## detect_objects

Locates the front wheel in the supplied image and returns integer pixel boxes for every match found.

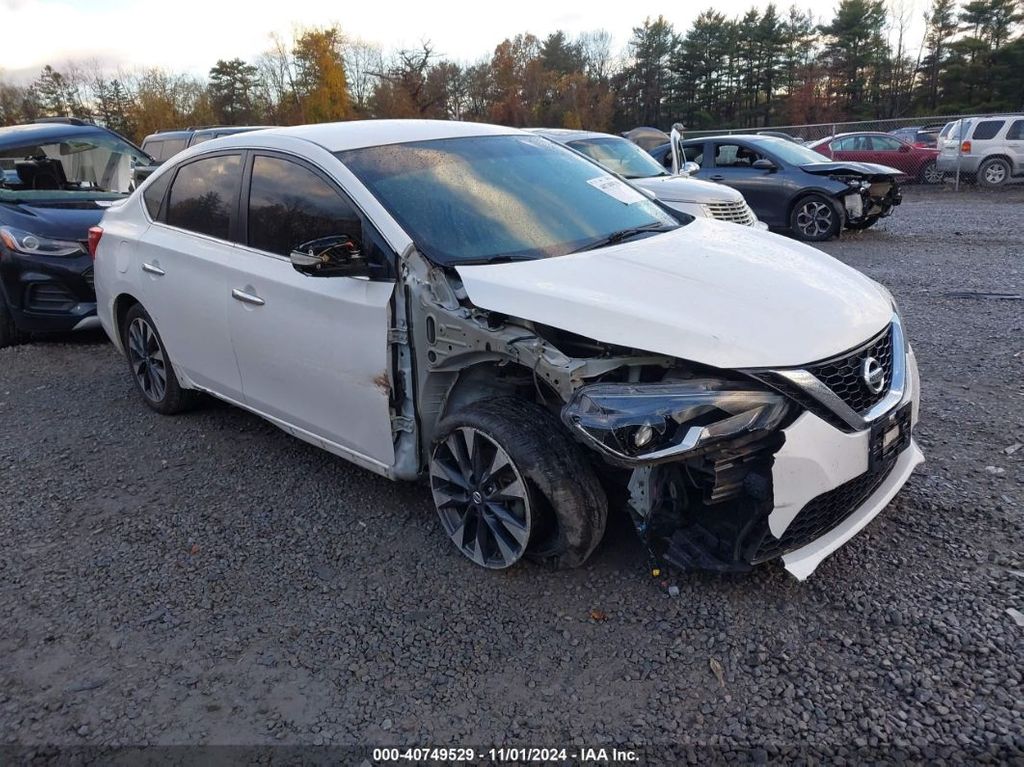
[430,397,607,570]
[789,194,841,241]
[978,157,1011,188]
[919,161,944,185]
[121,303,197,414]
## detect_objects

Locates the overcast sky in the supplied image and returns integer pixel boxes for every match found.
[2,0,930,83]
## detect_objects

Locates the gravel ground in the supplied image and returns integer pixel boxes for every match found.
[1,187,1021,762]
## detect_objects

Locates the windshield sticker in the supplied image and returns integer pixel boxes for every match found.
[586,176,647,205]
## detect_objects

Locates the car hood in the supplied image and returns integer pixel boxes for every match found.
[631,174,744,204]
[0,198,116,240]
[800,161,906,179]
[455,218,893,369]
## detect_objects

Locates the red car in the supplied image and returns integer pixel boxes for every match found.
[809,132,944,184]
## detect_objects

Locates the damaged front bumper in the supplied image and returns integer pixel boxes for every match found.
[563,320,923,580]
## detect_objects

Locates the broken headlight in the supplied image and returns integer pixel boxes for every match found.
[561,380,789,464]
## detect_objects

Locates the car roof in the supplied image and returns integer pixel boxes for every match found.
[207,119,523,153]
[525,128,614,144]
[0,122,118,150]
[190,126,270,138]
[142,130,193,142]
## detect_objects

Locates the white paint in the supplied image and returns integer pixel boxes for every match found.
[457,217,893,369]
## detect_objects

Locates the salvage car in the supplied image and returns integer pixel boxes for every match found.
[529,128,764,228]
[653,135,906,240]
[93,120,923,580]
[808,132,942,184]
[0,119,152,347]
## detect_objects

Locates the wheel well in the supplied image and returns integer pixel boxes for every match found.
[787,190,843,222]
[980,154,1013,168]
[113,293,141,342]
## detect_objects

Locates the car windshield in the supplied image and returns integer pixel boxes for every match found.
[753,137,831,165]
[566,136,669,179]
[338,134,680,266]
[0,131,150,195]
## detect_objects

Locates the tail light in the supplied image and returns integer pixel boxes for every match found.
[87,226,103,260]
[961,140,972,154]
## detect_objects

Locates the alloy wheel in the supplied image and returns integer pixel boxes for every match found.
[127,317,167,402]
[796,201,834,238]
[430,426,532,569]
[984,162,1007,185]
[923,163,944,184]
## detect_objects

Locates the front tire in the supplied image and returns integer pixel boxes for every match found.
[789,194,841,241]
[121,304,196,414]
[978,157,1011,188]
[430,397,607,570]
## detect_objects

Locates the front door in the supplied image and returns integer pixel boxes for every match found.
[225,153,397,467]
[702,141,781,225]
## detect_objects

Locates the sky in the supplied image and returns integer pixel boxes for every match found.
[1,0,930,83]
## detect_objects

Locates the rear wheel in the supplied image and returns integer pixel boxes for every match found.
[919,161,943,185]
[430,397,607,570]
[978,157,1011,188]
[790,194,841,241]
[121,304,197,414]
[0,291,28,349]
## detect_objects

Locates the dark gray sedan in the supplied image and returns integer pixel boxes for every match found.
[651,135,906,241]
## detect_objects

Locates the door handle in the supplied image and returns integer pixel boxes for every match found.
[231,288,265,306]
[142,262,165,276]
[710,175,725,181]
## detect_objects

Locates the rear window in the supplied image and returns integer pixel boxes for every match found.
[972,121,1005,141]
[166,154,241,240]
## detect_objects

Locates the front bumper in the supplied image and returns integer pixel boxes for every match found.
[616,332,922,579]
[0,248,97,333]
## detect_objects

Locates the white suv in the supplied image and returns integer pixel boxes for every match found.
[937,115,1024,186]
[92,120,922,579]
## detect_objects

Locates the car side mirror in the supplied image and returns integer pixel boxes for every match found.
[290,235,370,278]
[680,161,700,176]
[752,158,777,171]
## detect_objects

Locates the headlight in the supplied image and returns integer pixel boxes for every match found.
[561,380,790,464]
[0,226,85,257]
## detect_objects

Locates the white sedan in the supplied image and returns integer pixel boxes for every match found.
[91,119,922,579]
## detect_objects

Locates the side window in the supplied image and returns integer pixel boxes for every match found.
[832,136,856,151]
[1007,120,1024,141]
[870,136,903,151]
[166,154,241,240]
[683,145,703,165]
[715,144,763,167]
[142,140,162,160]
[142,171,172,220]
[972,120,1005,140]
[248,155,361,257]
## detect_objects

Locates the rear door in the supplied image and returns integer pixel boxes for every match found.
[866,135,915,175]
[1003,119,1024,173]
[137,152,244,400]
[225,152,397,466]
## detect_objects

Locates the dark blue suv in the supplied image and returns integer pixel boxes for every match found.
[0,119,152,347]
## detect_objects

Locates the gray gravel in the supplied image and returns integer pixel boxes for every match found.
[1,187,1022,760]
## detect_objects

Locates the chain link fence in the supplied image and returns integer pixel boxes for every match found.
[683,112,1024,189]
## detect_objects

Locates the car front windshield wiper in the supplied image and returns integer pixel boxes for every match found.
[569,223,676,254]
[448,253,539,266]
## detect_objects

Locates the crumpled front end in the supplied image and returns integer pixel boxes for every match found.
[560,313,923,579]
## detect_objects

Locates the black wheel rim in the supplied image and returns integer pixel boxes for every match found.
[796,200,833,238]
[127,317,167,402]
[430,427,531,569]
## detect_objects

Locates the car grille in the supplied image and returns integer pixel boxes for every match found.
[26,283,76,312]
[807,324,894,414]
[704,200,758,227]
[752,406,911,563]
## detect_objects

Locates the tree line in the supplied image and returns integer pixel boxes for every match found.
[1,0,1021,144]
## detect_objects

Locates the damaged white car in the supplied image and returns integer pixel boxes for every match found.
[92,120,923,580]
